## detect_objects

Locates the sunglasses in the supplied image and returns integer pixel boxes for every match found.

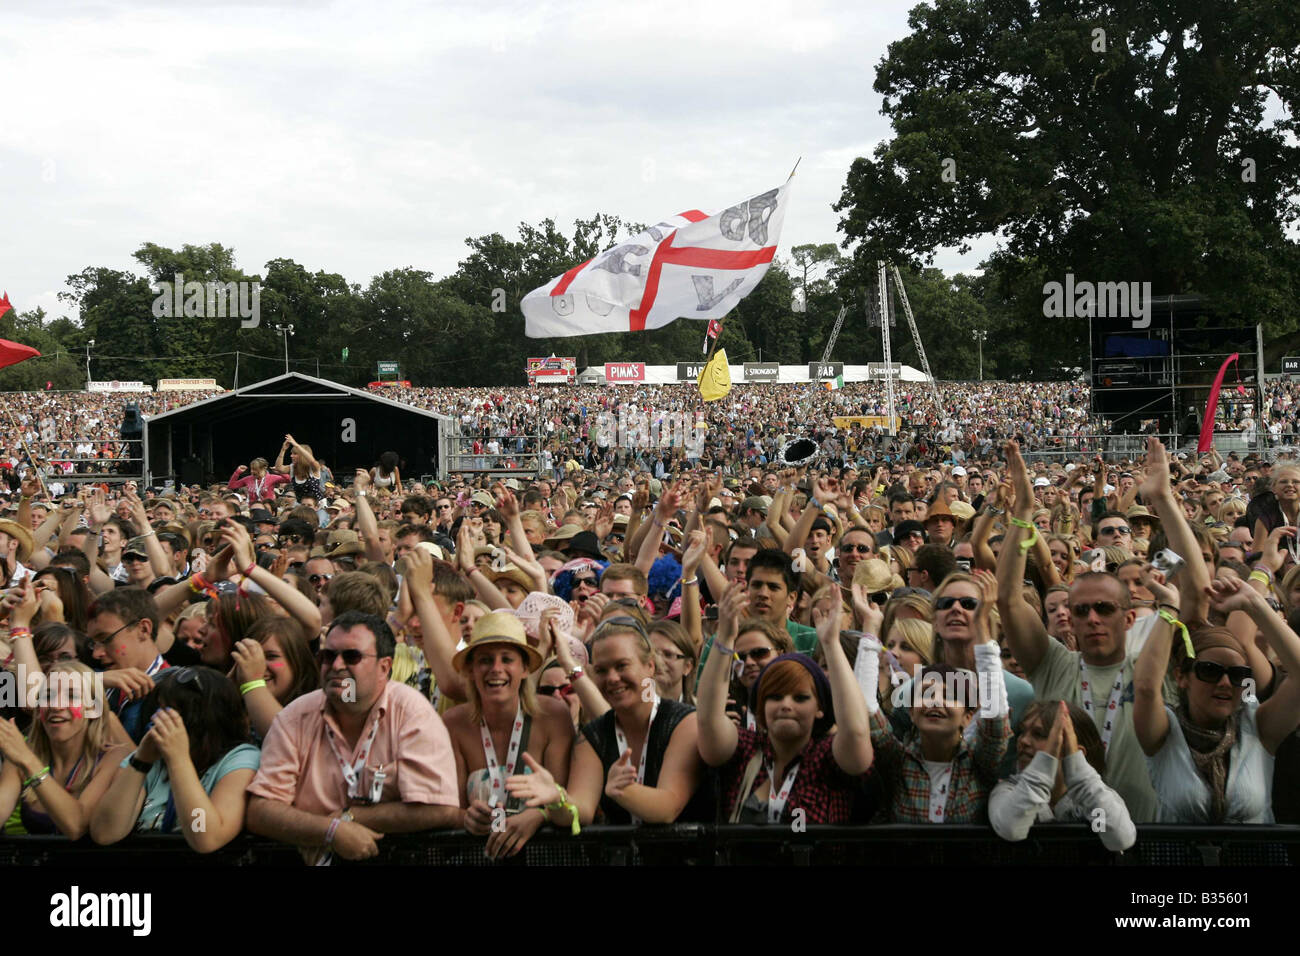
[935,596,980,611]
[736,647,773,664]
[1070,601,1121,618]
[309,573,333,585]
[869,590,890,605]
[572,576,599,587]
[121,553,149,563]
[1098,526,1131,536]
[537,683,573,698]
[1189,660,1252,686]
[839,543,872,554]
[161,666,205,692]
[317,648,378,667]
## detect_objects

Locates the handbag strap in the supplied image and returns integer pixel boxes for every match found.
[729,753,765,824]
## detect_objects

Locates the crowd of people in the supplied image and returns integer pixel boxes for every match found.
[0,371,1295,864]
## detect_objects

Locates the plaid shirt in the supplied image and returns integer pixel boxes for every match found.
[870,710,1009,823]
[719,728,862,824]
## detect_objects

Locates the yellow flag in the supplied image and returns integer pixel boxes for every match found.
[698,348,731,402]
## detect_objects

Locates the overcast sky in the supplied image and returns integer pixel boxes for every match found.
[3,0,1009,323]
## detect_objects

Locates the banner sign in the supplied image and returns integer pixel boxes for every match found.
[604,362,646,383]
[157,378,218,391]
[676,361,707,382]
[376,361,400,375]
[743,362,779,382]
[88,381,152,393]
[865,362,902,378]
[833,415,902,431]
[808,362,843,380]
[1283,357,1300,374]
[527,356,577,384]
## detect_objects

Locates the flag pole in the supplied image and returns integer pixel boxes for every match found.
[787,157,801,180]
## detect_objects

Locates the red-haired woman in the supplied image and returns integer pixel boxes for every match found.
[695,585,873,823]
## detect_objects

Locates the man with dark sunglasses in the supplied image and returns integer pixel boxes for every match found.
[996,438,1205,824]
[247,611,460,863]
[1094,512,1133,550]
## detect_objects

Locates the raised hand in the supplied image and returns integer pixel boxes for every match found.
[1204,575,1267,617]
[681,529,707,577]
[232,638,268,684]
[353,468,371,491]
[147,707,190,766]
[850,582,884,635]
[1138,437,1171,502]
[605,749,637,798]
[716,584,749,645]
[505,752,562,808]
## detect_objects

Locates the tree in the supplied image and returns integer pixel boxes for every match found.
[834,0,1300,365]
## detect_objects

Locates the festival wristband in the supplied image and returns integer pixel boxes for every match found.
[1008,517,1039,554]
[8,626,32,639]
[712,639,735,657]
[1249,570,1272,587]
[240,679,268,695]
[22,765,51,789]
[546,784,581,836]
[682,576,698,587]
[241,562,257,578]
[1157,609,1195,659]
[324,817,342,846]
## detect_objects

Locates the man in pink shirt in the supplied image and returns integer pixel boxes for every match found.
[246,610,460,862]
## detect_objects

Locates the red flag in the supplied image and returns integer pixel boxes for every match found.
[0,292,11,320]
[702,318,722,354]
[1198,353,1239,453]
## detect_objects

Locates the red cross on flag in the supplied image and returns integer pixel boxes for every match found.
[522,179,791,338]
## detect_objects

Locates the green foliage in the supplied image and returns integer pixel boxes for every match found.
[834,0,1300,372]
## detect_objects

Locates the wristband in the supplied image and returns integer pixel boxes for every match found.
[1157,609,1195,659]
[127,752,154,774]
[682,576,699,587]
[712,639,735,657]
[1008,516,1035,530]
[8,626,32,639]
[22,765,51,790]
[545,784,581,836]
[240,679,268,695]
[138,530,157,538]
[241,561,257,578]
[1251,564,1275,581]
[1249,570,1272,587]
[324,816,342,846]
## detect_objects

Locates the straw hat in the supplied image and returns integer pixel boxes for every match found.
[453,610,543,672]
[851,557,903,593]
[0,519,35,564]
[488,563,534,593]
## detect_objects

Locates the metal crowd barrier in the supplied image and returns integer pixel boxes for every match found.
[1,825,1296,867]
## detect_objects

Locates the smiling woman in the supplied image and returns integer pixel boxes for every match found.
[441,611,574,859]
[0,662,130,839]
[506,616,706,828]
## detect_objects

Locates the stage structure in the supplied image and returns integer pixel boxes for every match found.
[1089,296,1262,441]
[142,373,455,487]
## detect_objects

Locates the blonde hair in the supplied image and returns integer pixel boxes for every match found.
[888,617,934,665]
[24,661,110,794]
[461,645,539,724]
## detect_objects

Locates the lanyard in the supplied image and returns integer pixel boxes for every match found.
[479,706,525,808]
[745,711,756,733]
[614,693,660,823]
[324,710,383,802]
[1079,658,1124,753]
[251,476,266,500]
[764,757,800,823]
[926,761,954,823]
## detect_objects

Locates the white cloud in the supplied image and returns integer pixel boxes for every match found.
[0,0,992,325]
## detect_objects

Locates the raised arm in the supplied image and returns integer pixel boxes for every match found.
[697,584,745,766]
[1206,577,1300,754]
[222,523,321,636]
[403,546,467,702]
[350,470,387,565]
[149,710,254,852]
[814,592,873,775]
[1138,437,1210,626]
[285,435,319,472]
[679,530,707,652]
[995,441,1051,674]
[1132,608,1175,756]
[635,481,681,576]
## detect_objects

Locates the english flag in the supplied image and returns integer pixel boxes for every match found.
[702,319,722,354]
[522,180,791,338]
